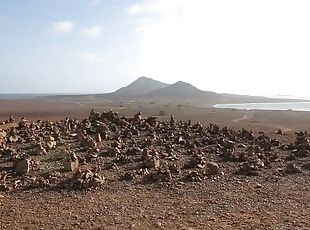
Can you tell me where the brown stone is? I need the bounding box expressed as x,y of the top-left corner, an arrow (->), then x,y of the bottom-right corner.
35,144 -> 47,155
95,133 -> 102,143
286,163 -> 302,174
0,130 -> 6,139
87,177 -> 105,188
206,162 -> 220,175
145,155 -> 160,169
45,136 -> 57,150
77,130 -> 86,141
276,129 -> 283,134
0,171 -> 7,181
15,159 -> 30,175
8,135 -> 19,143
63,160 -> 79,173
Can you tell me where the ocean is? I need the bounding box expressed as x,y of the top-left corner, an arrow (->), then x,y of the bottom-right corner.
213,102 -> 310,112
0,94 -> 43,99
0,94 -> 74,99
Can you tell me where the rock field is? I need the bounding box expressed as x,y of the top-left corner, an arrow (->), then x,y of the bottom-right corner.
1,110 -> 310,229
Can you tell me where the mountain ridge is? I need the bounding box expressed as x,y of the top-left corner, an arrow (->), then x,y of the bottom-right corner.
44,76 -> 309,105
142,80 -> 218,100
110,76 -> 169,97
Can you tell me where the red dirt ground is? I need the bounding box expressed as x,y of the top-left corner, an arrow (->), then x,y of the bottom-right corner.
1,99 -> 310,229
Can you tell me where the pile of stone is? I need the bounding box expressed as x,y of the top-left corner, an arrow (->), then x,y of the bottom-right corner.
45,136 -> 57,151
150,168 -> 173,182
13,154 -> 32,175
285,162 -> 302,174
63,152 -> 79,173
238,158 -> 265,176
143,149 -> 160,169
65,170 -> 105,190
77,129 -> 98,151
34,142 -> 47,156
186,170 -> 206,182
1,109 -> 310,193
293,131 -> 310,157
0,171 -> 7,181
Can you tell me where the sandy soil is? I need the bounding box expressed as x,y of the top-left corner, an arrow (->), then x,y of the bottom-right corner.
1,98 -> 310,230
1,98 -> 310,131
2,176 -> 310,230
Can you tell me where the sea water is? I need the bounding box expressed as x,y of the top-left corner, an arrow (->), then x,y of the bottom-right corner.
0,94 -> 73,99
213,102 -> 310,112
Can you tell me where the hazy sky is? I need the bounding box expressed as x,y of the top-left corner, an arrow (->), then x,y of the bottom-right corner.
0,0 -> 310,98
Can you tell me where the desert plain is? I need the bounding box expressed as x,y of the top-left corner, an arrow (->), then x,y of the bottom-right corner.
1,96 -> 310,230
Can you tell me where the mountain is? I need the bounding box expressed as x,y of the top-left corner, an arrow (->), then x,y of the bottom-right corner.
45,77 -> 307,105
109,76 -> 168,98
143,81 -> 218,101
102,78 -> 284,104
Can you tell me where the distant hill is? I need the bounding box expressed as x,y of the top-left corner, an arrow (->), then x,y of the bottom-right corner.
44,77 -> 308,106
109,76 -> 168,98
142,81 -> 219,101
105,77 -> 306,105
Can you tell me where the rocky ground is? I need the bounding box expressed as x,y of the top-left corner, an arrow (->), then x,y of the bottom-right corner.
1,110 -> 310,229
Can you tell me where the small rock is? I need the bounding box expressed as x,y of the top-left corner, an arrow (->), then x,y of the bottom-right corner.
206,162 -> 220,175
255,183 -> 262,188
95,133 -> 102,143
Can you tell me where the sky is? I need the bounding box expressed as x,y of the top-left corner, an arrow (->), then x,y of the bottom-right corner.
0,0 -> 310,98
